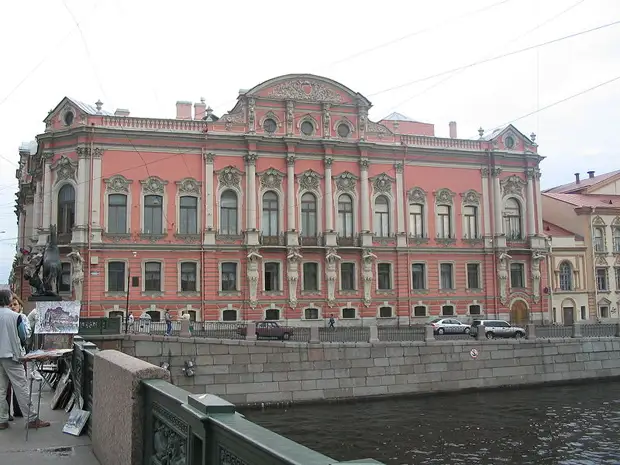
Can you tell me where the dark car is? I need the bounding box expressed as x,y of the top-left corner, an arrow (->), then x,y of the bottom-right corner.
237,321 -> 294,340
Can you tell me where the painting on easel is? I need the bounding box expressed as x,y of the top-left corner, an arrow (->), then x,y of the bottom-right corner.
35,301 -> 81,334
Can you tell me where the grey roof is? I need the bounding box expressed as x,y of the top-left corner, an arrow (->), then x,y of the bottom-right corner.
381,112 -> 418,122
480,126 -> 507,141
67,97 -> 113,116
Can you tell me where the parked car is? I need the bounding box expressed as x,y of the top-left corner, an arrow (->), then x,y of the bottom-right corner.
427,318 -> 471,335
470,319 -> 526,339
236,321 -> 294,340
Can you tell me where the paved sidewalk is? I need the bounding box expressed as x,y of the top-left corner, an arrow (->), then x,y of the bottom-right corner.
0,386 -> 100,464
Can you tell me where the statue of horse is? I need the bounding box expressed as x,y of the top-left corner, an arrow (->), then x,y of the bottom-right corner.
42,225 -> 62,296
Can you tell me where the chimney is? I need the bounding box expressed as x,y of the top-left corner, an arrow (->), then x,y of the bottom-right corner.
587,170 -> 595,179
194,98 -> 206,120
574,173 -> 580,184
176,101 -> 192,120
114,109 -> 130,117
449,121 -> 457,139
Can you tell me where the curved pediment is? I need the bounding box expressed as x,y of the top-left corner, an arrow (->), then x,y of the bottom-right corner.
244,74 -> 371,106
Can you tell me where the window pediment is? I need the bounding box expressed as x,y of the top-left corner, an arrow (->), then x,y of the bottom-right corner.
297,169 -> 323,191
216,166 -> 244,190
259,168 -> 285,190
461,190 -> 480,206
598,297 -> 611,305
596,255 -> 608,266
140,176 -> 168,195
434,188 -> 456,206
370,173 -> 395,194
500,175 -> 526,198
408,187 -> 427,204
176,177 -> 201,195
105,175 -> 132,194
334,171 -> 358,192
51,156 -> 77,184
592,216 -> 606,226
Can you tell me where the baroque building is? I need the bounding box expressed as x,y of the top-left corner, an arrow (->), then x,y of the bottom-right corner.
543,170 -> 620,322
11,74 -> 547,324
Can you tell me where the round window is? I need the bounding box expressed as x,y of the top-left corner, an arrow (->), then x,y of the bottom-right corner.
337,123 -> 350,138
505,136 -> 515,149
64,112 -> 74,126
301,121 -> 314,136
263,118 -> 277,133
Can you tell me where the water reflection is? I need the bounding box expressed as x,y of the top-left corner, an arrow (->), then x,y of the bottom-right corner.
243,382 -> 620,465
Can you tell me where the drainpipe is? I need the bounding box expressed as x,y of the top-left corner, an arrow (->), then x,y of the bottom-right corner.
590,206 -> 598,322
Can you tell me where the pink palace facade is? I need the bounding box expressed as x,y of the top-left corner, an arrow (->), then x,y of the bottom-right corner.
11,74 -> 548,325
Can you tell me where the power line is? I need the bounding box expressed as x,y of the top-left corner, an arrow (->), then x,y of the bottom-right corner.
368,19 -> 620,98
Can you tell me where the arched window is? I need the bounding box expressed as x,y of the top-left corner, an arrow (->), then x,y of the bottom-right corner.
338,194 -> 353,237
144,195 -> 163,235
374,195 -> 390,237
300,192 -> 317,236
504,198 -> 522,239
219,190 -> 238,235
108,194 -> 127,234
463,206 -> 478,239
179,196 -> 198,234
409,203 -> 424,237
57,184 -> 75,234
262,191 -> 279,236
559,262 -> 573,291
593,227 -> 605,252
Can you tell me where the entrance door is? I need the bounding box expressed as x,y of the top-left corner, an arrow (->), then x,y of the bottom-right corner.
563,307 -> 574,325
510,300 -> 529,326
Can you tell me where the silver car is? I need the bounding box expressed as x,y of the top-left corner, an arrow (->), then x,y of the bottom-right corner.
470,319 -> 526,339
428,318 -> 471,335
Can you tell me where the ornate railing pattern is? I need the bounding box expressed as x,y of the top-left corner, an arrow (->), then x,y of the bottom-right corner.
100,116 -> 208,132
79,317 -> 121,335
72,338 -> 98,437
400,134 -> 482,150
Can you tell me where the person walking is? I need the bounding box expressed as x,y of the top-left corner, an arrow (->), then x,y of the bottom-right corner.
0,289 -> 49,430
328,314 -> 336,329
5,294 -> 28,421
164,310 -> 172,336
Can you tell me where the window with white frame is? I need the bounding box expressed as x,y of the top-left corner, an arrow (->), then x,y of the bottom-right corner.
413,305 -> 427,317
108,194 -> 128,233
58,263 -> 71,293
440,263 -> 454,289
179,196 -> 198,234
593,227 -> 605,252
338,194 -> 354,237
301,193 -> 317,236
409,203 -> 424,237
262,191 -> 279,236
463,206 -> 478,239
219,190 -> 238,234
437,205 -> 452,238
599,304 -> 610,318
504,198 -> 522,239
374,195 -> 390,237
342,307 -> 356,319
379,306 -> 393,318
466,263 -> 480,289
340,262 -> 355,290
510,263 -> 525,288
180,262 -> 197,292
264,262 -> 280,291
613,227 -> 620,253
221,262 -> 238,291
57,184 -> 76,235
222,309 -> 237,321
411,263 -> 426,290
265,308 -> 280,320
108,261 -> 126,292
441,304 -> 455,316
302,262 -> 319,291
377,263 -> 392,290
559,262 -> 573,291
144,195 -> 163,234
304,308 -> 319,320
144,262 -> 162,291
596,267 -> 608,291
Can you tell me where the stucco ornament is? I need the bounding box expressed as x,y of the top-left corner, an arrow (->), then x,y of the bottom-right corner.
322,103 -> 331,138
408,187 -> 426,204
67,250 -> 84,302
501,175 -> 526,198
218,167 -> 242,189
367,121 -> 391,138
530,252 -> 545,304
286,101 -> 294,136
372,173 -> 393,194
461,190 -> 480,206
105,175 -> 131,194
497,252 -> 511,305
220,111 -> 244,131
267,79 -> 344,104
260,168 -> 284,190
247,248 -> 263,308
435,188 -> 455,206
142,176 -> 166,195
177,178 -> 200,195
298,170 -> 321,191
53,157 -> 77,184
335,171 -> 358,193
358,106 -> 368,141
287,247 -> 303,307
362,249 -> 377,306
325,248 -> 342,307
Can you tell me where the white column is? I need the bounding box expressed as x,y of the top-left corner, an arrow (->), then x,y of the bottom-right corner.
204,152 -> 214,229
90,149 -> 103,242
76,154 -> 88,229
535,169 -> 543,234
360,159 -> 370,232
324,157 -> 333,230
526,170 -> 536,236
492,168 -> 503,235
33,182 -> 42,231
246,153 -> 257,230
287,155 -> 295,230
480,169 -> 491,236
38,155 -> 53,245
394,162 -> 405,233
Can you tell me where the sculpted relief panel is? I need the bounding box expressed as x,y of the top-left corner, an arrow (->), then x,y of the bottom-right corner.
265,79 -> 344,104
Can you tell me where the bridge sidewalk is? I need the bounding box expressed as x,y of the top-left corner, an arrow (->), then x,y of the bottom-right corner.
0,387 -> 100,465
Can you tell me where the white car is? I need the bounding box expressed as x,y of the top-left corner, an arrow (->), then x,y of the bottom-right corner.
470,319 -> 526,339
427,318 -> 471,335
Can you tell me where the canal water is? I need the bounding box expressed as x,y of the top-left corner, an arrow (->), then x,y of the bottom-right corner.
243,381 -> 620,465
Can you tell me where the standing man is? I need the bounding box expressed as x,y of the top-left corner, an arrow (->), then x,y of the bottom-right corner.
0,289 -> 49,430
164,309 -> 172,336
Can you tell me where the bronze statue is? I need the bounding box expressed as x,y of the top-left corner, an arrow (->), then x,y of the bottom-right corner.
25,225 -> 63,297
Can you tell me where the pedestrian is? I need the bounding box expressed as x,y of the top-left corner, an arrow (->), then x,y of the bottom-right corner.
0,289 -> 50,430
5,294 -> 28,421
27,305 -> 39,352
164,309 -> 172,336
329,314 -> 336,329
128,312 -> 134,333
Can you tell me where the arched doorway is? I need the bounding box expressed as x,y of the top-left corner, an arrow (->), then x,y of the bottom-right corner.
510,299 -> 529,326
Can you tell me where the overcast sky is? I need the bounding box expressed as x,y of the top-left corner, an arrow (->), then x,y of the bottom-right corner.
0,0 -> 619,283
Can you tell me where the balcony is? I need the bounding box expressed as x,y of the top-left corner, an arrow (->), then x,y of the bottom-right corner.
408,233 -> 429,245
462,234 -> 484,246
300,234 -> 322,246
215,233 -> 243,244
260,233 -> 285,246
435,234 -> 456,247
373,234 -> 396,246
337,234 -> 358,247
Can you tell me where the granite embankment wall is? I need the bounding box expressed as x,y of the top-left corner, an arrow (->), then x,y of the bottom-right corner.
88,334 -> 620,405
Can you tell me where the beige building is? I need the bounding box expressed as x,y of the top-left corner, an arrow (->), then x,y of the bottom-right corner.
543,170 -> 620,322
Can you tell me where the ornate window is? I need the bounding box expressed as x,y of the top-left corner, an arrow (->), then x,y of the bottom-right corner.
338,194 -> 354,237
461,190 -> 480,239
559,262 -> 573,291
144,195 -> 163,235
222,309 -> 238,321
108,194 -> 127,234
107,261 -> 126,292
221,262 -> 238,291
144,261 -> 162,292
596,267 -> 608,291
510,263 -> 525,288
179,196 -> 198,235
409,203 -> 424,237
219,190 -> 238,235
262,191 -> 279,236
437,205 -> 452,238
57,184 -> 75,234
179,262 -> 197,292
593,226 -> 605,252
300,192 -> 317,236
613,226 -> 620,253
440,263 -> 454,290
504,198 -> 522,239
374,195 -> 390,237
